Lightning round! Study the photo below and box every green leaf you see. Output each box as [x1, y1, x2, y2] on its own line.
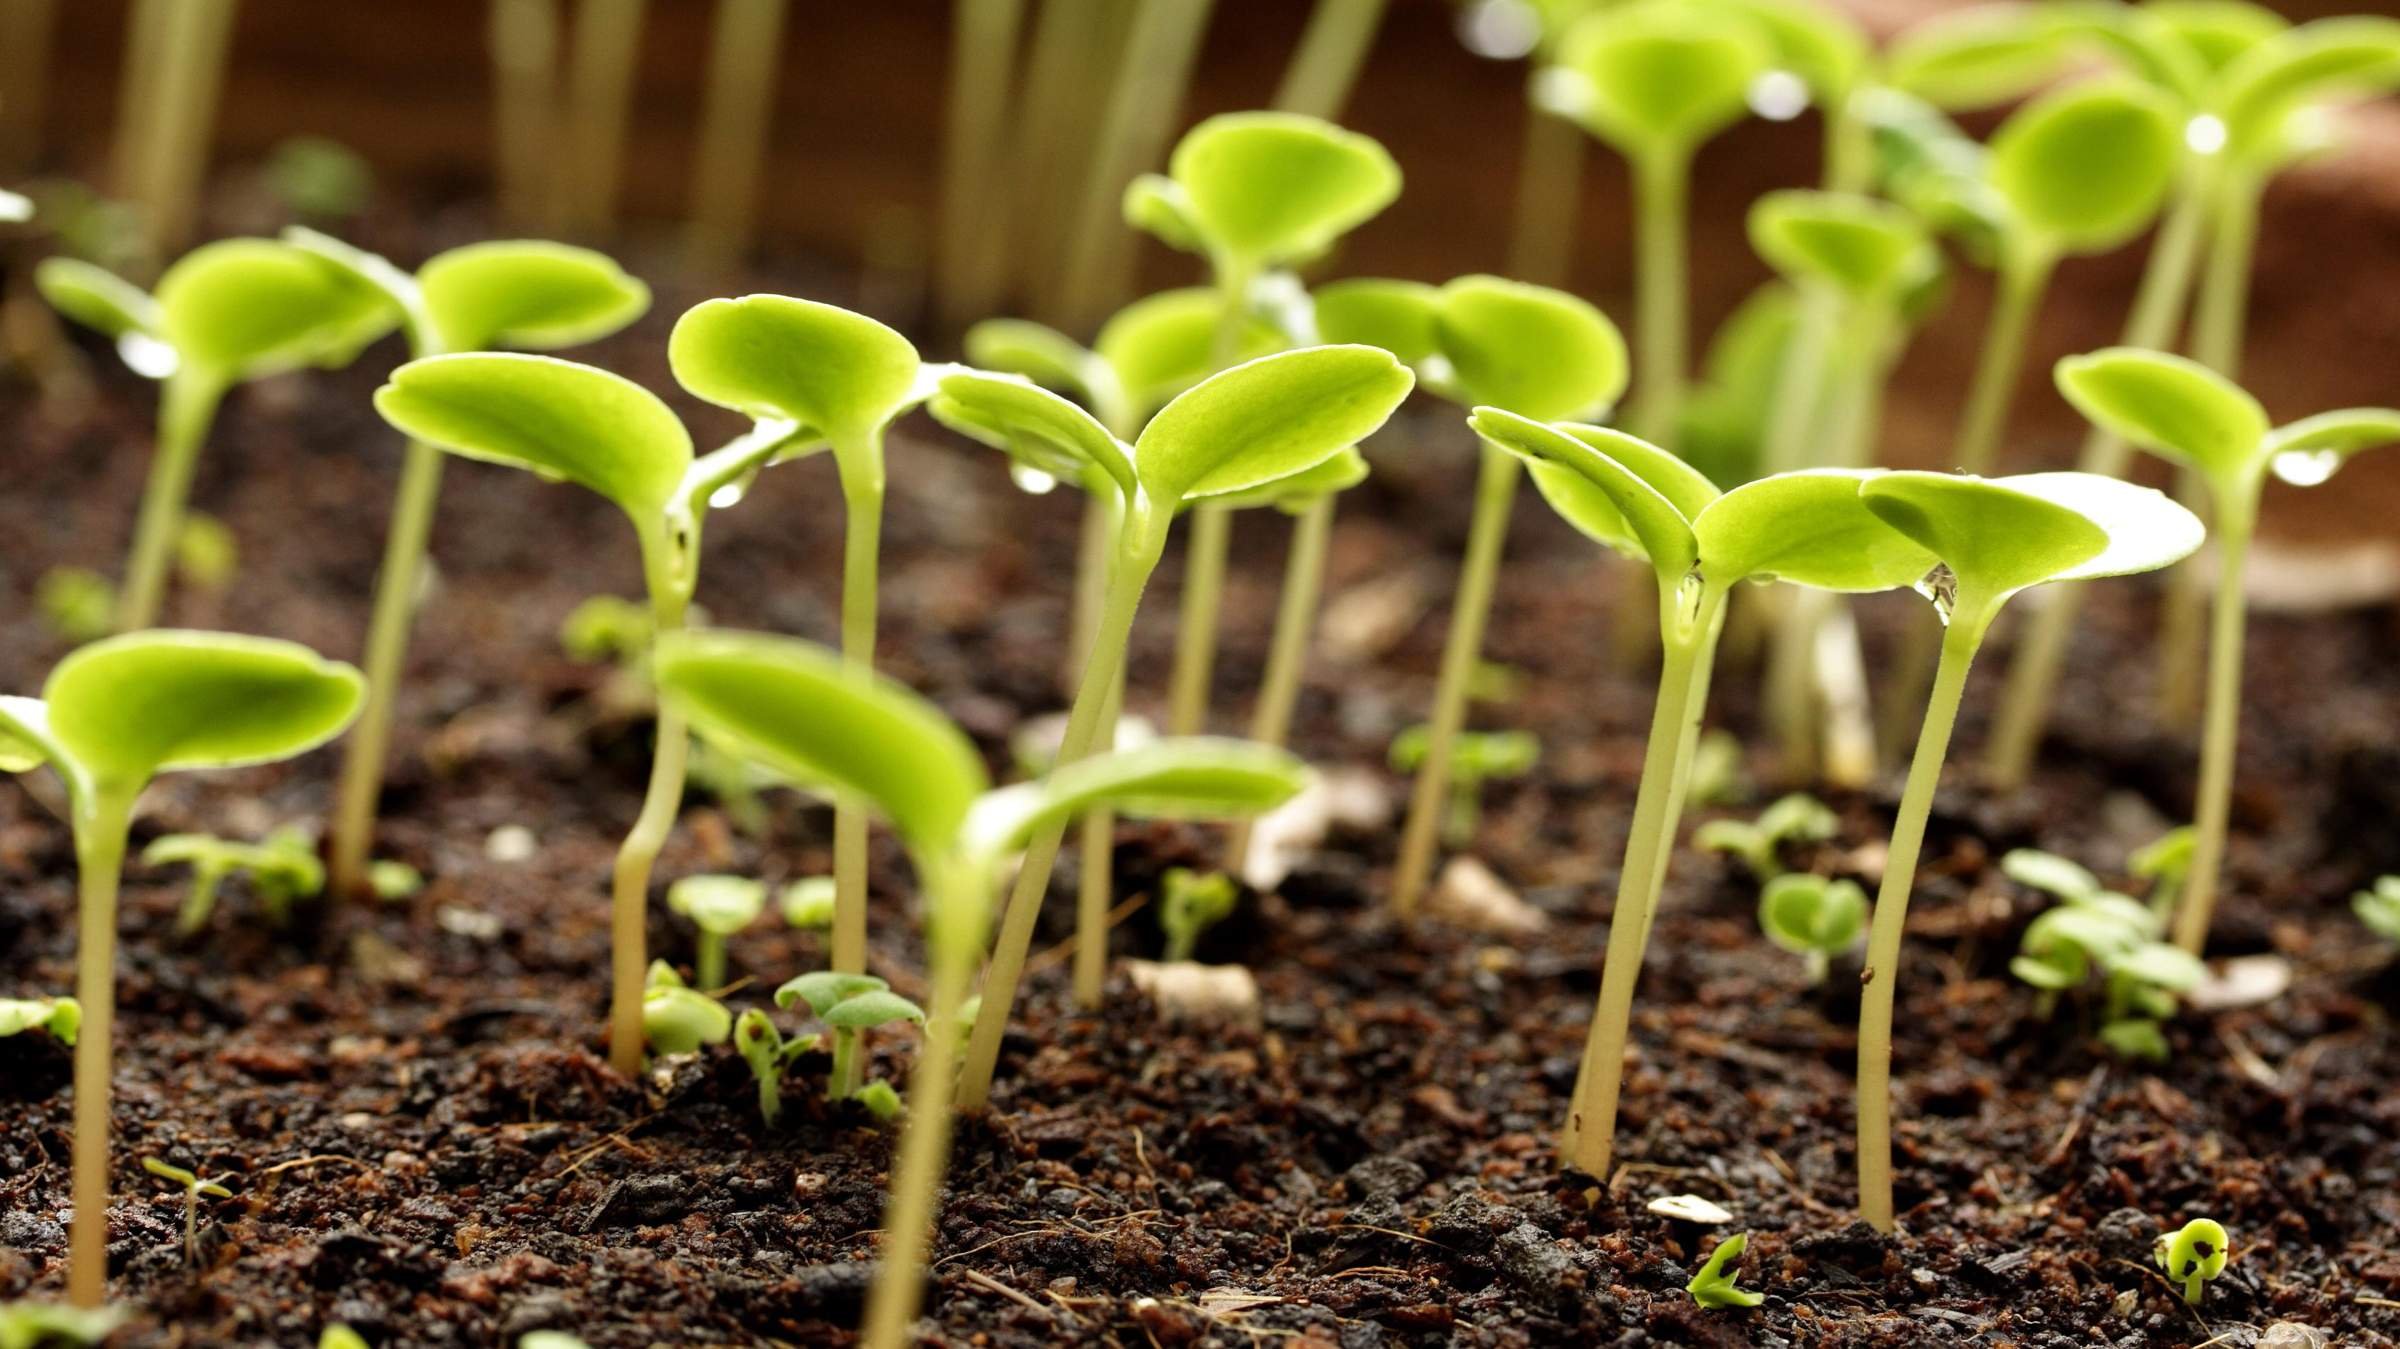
[1199, 446, 1368, 513]
[1472, 408, 1709, 578]
[669, 294, 921, 443]
[930, 370, 1134, 499]
[0, 996, 78, 1046]
[1759, 873, 1866, 956]
[962, 738, 1309, 865]
[1122, 174, 1207, 254]
[666, 874, 767, 936]
[2220, 18, 2400, 165]
[1095, 288, 1287, 427]
[652, 629, 989, 859]
[1435, 276, 1628, 421]
[1311, 278, 1442, 367]
[822, 989, 926, 1032]
[155, 238, 396, 382]
[2001, 848, 2101, 901]
[1549, 0, 1772, 155]
[41, 631, 362, 791]
[642, 983, 731, 1055]
[1988, 79, 2181, 259]
[1695, 470, 1940, 592]
[1134, 345, 1413, 506]
[375, 353, 693, 523]
[963, 318, 1101, 401]
[1160, 112, 1401, 268]
[418, 240, 649, 352]
[0, 697, 48, 773]
[1715, 0, 1872, 102]
[1857, 472, 2110, 602]
[1993, 472, 2208, 581]
[35, 257, 159, 341]
[2054, 348, 2270, 485]
[1746, 191, 1938, 302]
[1686, 1231, 1766, 1309]
[1885, 4, 2073, 110]
[2265, 407, 2400, 485]
[2148, 0, 2286, 74]
[2109, 940, 2206, 990]
[776, 970, 890, 1016]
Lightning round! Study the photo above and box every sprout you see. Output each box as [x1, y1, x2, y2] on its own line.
[0, 631, 360, 1307]
[284, 230, 651, 902]
[2156, 1217, 2232, 1305]
[641, 961, 732, 1058]
[2129, 826, 2196, 927]
[263, 136, 373, 223]
[0, 997, 79, 1046]
[319, 1326, 369, 1349]
[779, 973, 926, 1103]
[1389, 725, 1540, 848]
[665, 874, 766, 989]
[34, 568, 114, 644]
[141, 1156, 232, 1266]
[1157, 867, 1239, 964]
[782, 876, 837, 931]
[2004, 855, 2202, 1056]
[855, 1079, 903, 1122]
[142, 826, 323, 936]
[2355, 877, 2400, 946]
[1758, 874, 1866, 985]
[0, 1302, 127, 1349]
[368, 859, 425, 902]
[1686, 1231, 1764, 1309]
[650, 628, 1308, 1349]
[733, 1008, 819, 1128]
[1853, 470, 2202, 1232]
[1473, 410, 1942, 1180]
[931, 344, 1410, 1093]
[558, 594, 654, 667]
[374, 348, 810, 1075]
[2055, 348, 2400, 953]
[1695, 793, 1837, 881]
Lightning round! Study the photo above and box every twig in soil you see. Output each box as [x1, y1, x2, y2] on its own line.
[555, 1108, 666, 1179]
[1761, 1148, 1839, 1215]
[1024, 893, 1150, 978]
[251, 1154, 368, 1182]
[2042, 1065, 2109, 1169]
[960, 1268, 1055, 1319]
[2356, 1296, 2400, 1309]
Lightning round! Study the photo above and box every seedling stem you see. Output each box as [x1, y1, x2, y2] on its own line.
[116, 372, 224, 631]
[1631, 146, 1690, 444]
[1226, 493, 1336, 873]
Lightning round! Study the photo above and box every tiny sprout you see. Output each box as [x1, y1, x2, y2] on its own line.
[1758, 874, 1867, 985]
[1158, 868, 1239, 964]
[173, 512, 238, 594]
[263, 136, 373, 223]
[782, 877, 837, 930]
[1696, 793, 1837, 881]
[856, 1080, 903, 1122]
[367, 860, 424, 902]
[2129, 826, 2196, 927]
[666, 874, 766, 989]
[0, 997, 80, 1046]
[1686, 1231, 1765, 1309]
[777, 972, 924, 1103]
[143, 826, 323, 936]
[559, 594, 654, 667]
[0, 1303, 127, 1349]
[319, 1326, 369, 1349]
[141, 1156, 232, 1266]
[34, 568, 114, 644]
[1390, 725, 1539, 848]
[1686, 729, 1746, 808]
[641, 961, 732, 1058]
[734, 1008, 818, 1128]
[2155, 1218, 2232, 1305]
[2355, 877, 2400, 946]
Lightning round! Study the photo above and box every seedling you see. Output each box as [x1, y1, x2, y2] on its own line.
[782, 876, 837, 931]
[641, 961, 732, 1057]
[263, 136, 373, 224]
[1696, 793, 1837, 881]
[174, 512, 237, 597]
[1124, 112, 1400, 739]
[931, 343, 1410, 1099]
[141, 1156, 232, 1266]
[2356, 877, 2400, 945]
[670, 294, 943, 978]
[2156, 1217, 2232, 1305]
[1758, 874, 1867, 985]
[0, 997, 79, 1045]
[319, 1326, 369, 1349]
[1308, 274, 1625, 915]
[1853, 469, 2202, 1232]
[560, 594, 655, 668]
[142, 826, 322, 936]
[1388, 725, 1539, 848]
[733, 1008, 819, 1127]
[666, 874, 765, 989]
[282, 229, 651, 901]
[2130, 826, 2196, 927]
[777, 972, 925, 1103]
[374, 348, 813, 1075]
[1472, 411, 1942, 1180]
[0, 1302, 126, 1349]
[37, 239, 396, 631]
[2003, 849, 2201, 1055]
[650, 628, 1307, 1349]
[2056, 348, 2400, 953]
[1686, 1231, 1764, 1310]
[33, 568, 113, 644]
[0, 630, 362, 1306]
[1157, 867, 1239, 964]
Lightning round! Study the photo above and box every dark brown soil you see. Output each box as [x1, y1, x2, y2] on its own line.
[3, 238, 2398, 1349]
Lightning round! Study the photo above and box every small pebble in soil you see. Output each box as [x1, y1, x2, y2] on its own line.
[485, 824, 537, 862]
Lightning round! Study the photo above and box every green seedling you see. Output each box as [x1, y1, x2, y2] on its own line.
[0, 631, 361, 1306]
[650, 627, 1307, 1349]
[2356, 877, 2400, 946]
[855, 1079, 903, 1122]
[1539, 0, 1767, 441]
[141, 1156, 232, 1266]
[33, 568, 114, 644]
[319, 1326, 369, 1349]
[1157, 867, 1239, 964]
[1758, 873, 1866, 985]
[1686, 729, 1746, 809]
[1472, 410, 1942, 1181]
[641, 961, 732, 1057]
[684, 0, 790, 271]
[143, 826, 323, 935]
[1853, 469, 2202, 1232]
[2156, 1217, 2232, 1305]
[670, 294, 944, 978]
[374, 348, 812, 1075]
[1389, 725, 1540, 848]
[1310, 274, 1625, 915]
[0, 1303, 127, 1349]
[263, 136, 373, 224]
[559, 594, 655, 668]
[782, 876, 837, 930]
[368, 860, 423, 901]
[37, 239, 396, 631]
[931, 343, 1410, 1093]
[777, 972, 925, 1103]
[1696, 792, 1837, 881]
[686, 735, 788, 840]
[1125, 112, 1400, 741]
[283, 229, 650, 901]
[2056, 348, 2400, 953]
[0, 997, 79, 1046]
[2003, 848, 2202, 1055]
[733, 1008, 820, 1128]
[1686, 1230, 1764, 1309]
[666, 874, 766, 990]
[2130, 826, 2196, 927]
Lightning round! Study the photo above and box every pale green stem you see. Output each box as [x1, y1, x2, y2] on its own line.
[1633, 607, 1722, 957]
[1508, 105, 1583, 288]
[0, 0, 60, 172]
[173, 862, 229, 937]
[1272, 0, 1388, 119]
[833, 449, 886, 976]
[1757, 283, 1844, 779]
[1629, 144, 1691, 447]
[1984, 180, 2210, 787]
[1392, 445, 1519, 918]
[117, 371, 224, 632]
[935, 0, 1029, 327]
[696, 933, 727, 992]
[828, 1027, 861, 1100]
[489, 0, 563, 230]
[562, 0, 646, 234]
[2172, 488, 2253, 955]
[607, 533, 692, 1076]
[1067, 488, 1112, 692]
[1560, 582, 1724, 1177]
[1009, 0, 1114, 306]
[1072, 665, 1126, 1009]
[684, 0, 788, 273]
[130, 0, 236, 254]
[1162, 263, 1254, 736]
[69, 787, 136, 1310]
[1858, 602, 1990, 1233]
[1227, 494, 1336, 875]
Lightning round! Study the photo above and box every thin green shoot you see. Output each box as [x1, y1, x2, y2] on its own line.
[1695, 792, 1836, 881]
[666, 874, 766, 990]
[2156, 1218, 2232, 1305]
[2353, 877, 2400, 946]
[734, 1007, 819, 1127]
[778, 972, 924, 1102]
[1389, 724, 1539, 848]
[140, 1156, 232, 1266]
[641, 961, 732, 1057]
[1158, 867, 1239, 964]
[1686, 1231, 1765, 1309]
[142, 826, 322, 936]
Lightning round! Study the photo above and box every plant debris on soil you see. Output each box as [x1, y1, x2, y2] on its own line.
[3, 246, 2398, 1349]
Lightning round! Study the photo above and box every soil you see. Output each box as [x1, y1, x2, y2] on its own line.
[3, 234, 2399, 1349]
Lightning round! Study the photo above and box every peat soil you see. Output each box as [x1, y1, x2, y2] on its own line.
[2, 242, 2400, 1348]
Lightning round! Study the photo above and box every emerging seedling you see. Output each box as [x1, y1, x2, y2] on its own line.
[37, 241, 395, 632]
[0, 631, 361, 1307]
[666, 874, 765, 989]
[1853, 469, 2202, 1232]
[2356, 877, 2400, 946]
[1686, 1231, 1764, 1310]
[782, 876, 837, 931]
[1696, 792, 1837, 881]
[0, 1303, 127, 1349]
[374, 349, 811, 1075]
[651, 628, 1307, 1349]
[1758, 874, 1867, 985]
[641, 961, 732, 1057]
[142, 826, 322, 936]
[34, 568, 114, 644]
[140, 1157, 232, 1266]
[0, 997, 79, 1046]
[2003, 848, 2202, 1056]
[1157, 867, 1239, 964]
[734, 1008, 819, 1127]
[2156, 1217, 2232, 1305]
[1388, 725, 1539, 848]
[2130, 826, 2197, 928]
[777, 972, 925, 1103]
